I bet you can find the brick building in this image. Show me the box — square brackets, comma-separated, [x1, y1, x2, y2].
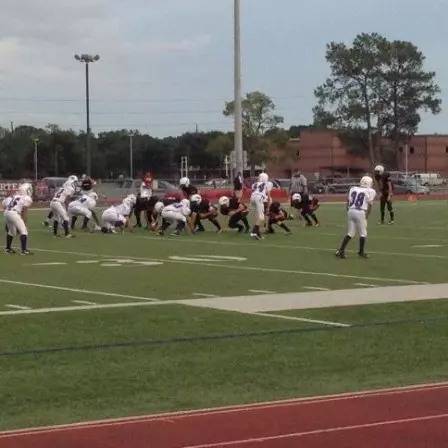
[267, 130, 448, 179]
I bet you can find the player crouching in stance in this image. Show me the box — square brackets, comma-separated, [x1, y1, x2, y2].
[157, 199, 195, 236]
[250, 172, 272, 240]
[219, 195, 250, 233]
[3, 183, 33, 255]
[266, 202, 291, 235]
[291, 193, 320, 227]
[101, 194, 136, 234]
[190, 194, 221, 233]
[50, 175, 77, 238]
[68, 191, 101, 233]
[335, 175, 376, 259]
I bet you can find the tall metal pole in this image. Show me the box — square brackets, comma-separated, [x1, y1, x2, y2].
[85, 62, 91, 177]
[405, 143, 408, 176]
[129, 134, 134, 179]
[33, 138, 39, 181]
[234, 0, 244, 177]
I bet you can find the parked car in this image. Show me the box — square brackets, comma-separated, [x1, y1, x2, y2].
[411, 173, 445, 186]
[393, 178, 429, 195]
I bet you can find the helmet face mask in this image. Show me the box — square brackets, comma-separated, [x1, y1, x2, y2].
[179, 177, 190, 187]
[218, 196, 229, 207]
[374, 165, 385, 175]
[190, 194, 202, 204]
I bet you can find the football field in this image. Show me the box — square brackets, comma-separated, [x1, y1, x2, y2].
[1, 199, 448, 431]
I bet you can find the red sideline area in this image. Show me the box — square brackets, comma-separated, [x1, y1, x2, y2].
[1, 382, 448, 447]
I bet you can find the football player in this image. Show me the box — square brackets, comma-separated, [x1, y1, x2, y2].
[374, 164, 394, 225]
[267, 202, 291, 235]
[179, 177, 198, 198]
[190, 194, 221, 233]
[101, 194, 136, 233]
[250, 172, 272, 240]
[291, 193, 320, 227]
[68, 191, 101, 232]
[3, 182, 33, 255]
[158, 198, 195, 236]
[219, 195, 250, 233]
[335, 175, 376, 259]
[50, 175, 77, 238]
[134, 172, 153, 228]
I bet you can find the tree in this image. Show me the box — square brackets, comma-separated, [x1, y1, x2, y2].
[313, 32, 441, 166]
[223, 91, 284, 173]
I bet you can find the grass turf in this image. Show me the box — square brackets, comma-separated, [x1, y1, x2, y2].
[0, 200, 448, 430]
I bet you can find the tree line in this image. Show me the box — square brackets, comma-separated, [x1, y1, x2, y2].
[0, 32, 441, 179]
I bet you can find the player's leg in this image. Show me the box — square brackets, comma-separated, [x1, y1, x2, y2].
[250, 197, 264, 240]
[4, 213, 16, 253]
[378, 196, 386, 224]
[15, 216, 31, 255]
[336, 211, 355, 258]
[228, 213, 244, 232]
[358, 213, 369, 258]
[387, 199, 394, 224]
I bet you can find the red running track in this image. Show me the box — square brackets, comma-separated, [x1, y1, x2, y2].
[1, 382, 448, 447]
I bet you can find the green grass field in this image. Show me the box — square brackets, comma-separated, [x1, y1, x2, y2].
[1, 199, 448, 430]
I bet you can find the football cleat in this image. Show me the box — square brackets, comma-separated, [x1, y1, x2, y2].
[335, 250, 346, 259]
[20, 250, 33, 256]
[5, 248, 16, 254]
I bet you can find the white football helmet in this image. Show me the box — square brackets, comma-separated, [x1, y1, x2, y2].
[18, 182, 33, 197]
[291, 193, 301, 202]
[218, 196, 230, 207]
[154, 201, 164, 213]
[190, 194, 202, 204]
[360, 176, 373, 188]
[374, 165, 385, 174]
[179, 177, 190, 187]
[258, 172, 269, 183]
[88, 192, 98, 202]
[180, 198, 190, 208]
[125, 194, 137, 205]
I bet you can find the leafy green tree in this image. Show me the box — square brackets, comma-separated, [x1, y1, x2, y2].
[223, 91, 284, 173]
[313, 32, 441, 165]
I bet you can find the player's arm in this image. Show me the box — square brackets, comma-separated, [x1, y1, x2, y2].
[387, 179, 393, 200]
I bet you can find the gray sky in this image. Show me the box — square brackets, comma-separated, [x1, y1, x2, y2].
[0, 0, 447, 137]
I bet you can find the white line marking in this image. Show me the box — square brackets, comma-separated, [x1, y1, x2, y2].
[72, 300, 97, 306]
[32, 248, 424, 285]
[1, 382, 448, 437]
[252, 312, 350, 327]
[31, 262, 67, 266]
[76, 260, 99, 264]
[412, 244, 443, 248]
[0, 279, 160, 302]
[248, 290, 276, 294]
[182, 413, 448, 447]
[5, 304, 31, 310]
[355, 283, 377, 287]
[0, 301, 167, 316]
[193, 293, 218, 298]
[140, 235, 448, 260]
[100, 263, 121, 267]
[303, 286, 330, 291]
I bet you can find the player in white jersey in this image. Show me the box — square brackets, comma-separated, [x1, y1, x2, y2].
[335, 176, 376, 259]
[43, 175, 78, 227]
[3, 183, 33, 254]
[158, 199, 194, 236]
[101, 194, 136, 233]
[68, 191, 101, 232]
[249, 172, 272, 240]
[50, 176, 77, 238]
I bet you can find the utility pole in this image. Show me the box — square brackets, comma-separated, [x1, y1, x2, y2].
[234, 0, 244, 178]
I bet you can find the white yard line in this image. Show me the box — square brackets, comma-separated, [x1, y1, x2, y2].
[140, 235, 448, 260]
[251, 312, 350, 327]
[355, 283, 377, 287]
[30, 262, 67, 266]
[32, 248, 425, 285]
[0, 279, 160, 302]
[5, 304, 31, 310]
[248, 290, 276, 294]
[0, 301, 168, 316]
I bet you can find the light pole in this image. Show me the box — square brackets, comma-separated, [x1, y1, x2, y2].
[129, 132, 135, 179]
[33, 137, 39, 181]
[74, 53, 100, 177]
[234, 0, 244, 178]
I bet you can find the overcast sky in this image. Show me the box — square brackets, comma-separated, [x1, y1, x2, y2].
[1, 0, 447, 137]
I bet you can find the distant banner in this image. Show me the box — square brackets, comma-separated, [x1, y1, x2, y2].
[0, 181, 49, 201]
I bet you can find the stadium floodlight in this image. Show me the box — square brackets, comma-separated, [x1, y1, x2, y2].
[74, 53, 100, 176]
